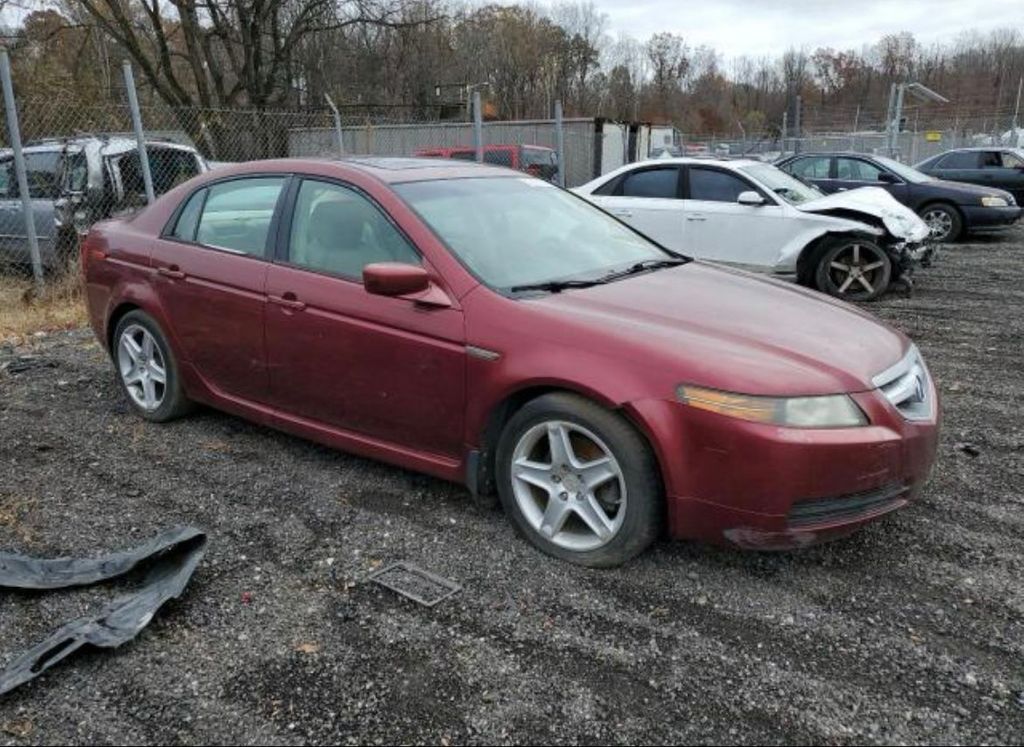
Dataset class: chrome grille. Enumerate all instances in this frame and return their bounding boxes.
[872,345,934,421]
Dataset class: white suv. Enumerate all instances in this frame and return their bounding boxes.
[574,157,932,300]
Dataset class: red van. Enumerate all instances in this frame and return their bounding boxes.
[415,144,558,181]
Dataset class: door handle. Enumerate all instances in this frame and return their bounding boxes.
[611,210,633,218]
[837,187,849,191]
[269,293,306,311]
[157,265,185,279]
[685,214,707,221]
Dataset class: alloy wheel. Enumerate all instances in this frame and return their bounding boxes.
[117,324,167,412]
[826,242,889,298]
[510,420,626,552]
[922,208,953,241]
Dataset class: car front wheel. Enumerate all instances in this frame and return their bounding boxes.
[815,238,892,302]
[495,393,662,567]
[113,310,192,422]
[919,204,962,242]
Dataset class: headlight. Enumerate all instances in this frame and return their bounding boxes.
[981,196,1008,207]
[676,385,868,427]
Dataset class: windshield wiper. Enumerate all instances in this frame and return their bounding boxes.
[509,257,687,295]
[596,257,688,282]
[509,278,607,294]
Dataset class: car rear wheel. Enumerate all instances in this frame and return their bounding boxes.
[113,311,192,422]
[815,238,892,302]
[495,393,662,567]
[919,204,962,242]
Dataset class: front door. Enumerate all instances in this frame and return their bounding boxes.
[264,177,466,458]
[682,165,792,268]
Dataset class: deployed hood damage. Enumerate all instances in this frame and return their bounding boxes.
[797,186,931,243]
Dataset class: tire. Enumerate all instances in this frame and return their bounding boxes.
[112,310,192,422]
[918,203,962,242]
[814,237,892,302]
[495,392,662,567]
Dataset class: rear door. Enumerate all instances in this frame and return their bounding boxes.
[150,175,288,404]
[263,177,466,457]
[682,165,791,267]
[0,152,60,266]
[587,165,685,251]
[928,150,982,185]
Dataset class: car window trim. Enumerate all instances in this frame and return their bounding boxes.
[274,174,424,285]
[682,164,768,203]
[159,173,292,260]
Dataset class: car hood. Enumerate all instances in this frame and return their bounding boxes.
[925,177,1016,201]
[796,187,931,242]
[531,263,908,396]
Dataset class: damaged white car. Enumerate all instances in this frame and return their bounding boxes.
[574,157,933,300]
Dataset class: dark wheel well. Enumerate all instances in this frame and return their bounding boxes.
[473,386,665,502]
[106,303,141,353]
[796,235,832,286]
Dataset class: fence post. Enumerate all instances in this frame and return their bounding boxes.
[473,90,483,163]
[122,61,155,204]
[554,100,565,187]
[0,49,44,290]
[325,93,345,156]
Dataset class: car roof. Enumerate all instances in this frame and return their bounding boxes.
[628,156,764,168]
[192,156,522,184]
[2,136,200,158]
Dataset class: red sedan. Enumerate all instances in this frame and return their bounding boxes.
[81,157,940,566]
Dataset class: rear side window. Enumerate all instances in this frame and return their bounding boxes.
[287,179,419,280]
[936,151,980,169]
[195,177,285,255]
[688,167,751,202]
[521,148,556,166]
[979,151,1002,168]
[171,188,206,241]
[23,151,62,199]
[787,156,830,179]
[483,149,514,167]
[619,167,680,198]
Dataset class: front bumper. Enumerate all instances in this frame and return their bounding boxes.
[961,205,1022,232]
[629,384,940,550]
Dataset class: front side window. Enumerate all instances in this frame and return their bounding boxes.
[1002,151,1024,168]
[396,176,670,290]
[619,167,680,198]
[740,164,819,204]
[67,153,88,192]
[288,180,419,279]
[195,177,285,255]
[835,158,884,182]
[788,156,830,179]
[688,167,752,202]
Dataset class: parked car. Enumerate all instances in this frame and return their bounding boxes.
[915,147,1024,205]
[0,135,207,268]
[776,152,1021,242]
[414,144,558,181]
[82,156,939,566]
[574,157,932,301]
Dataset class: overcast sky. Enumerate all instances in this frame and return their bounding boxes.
[586,0,1024,60]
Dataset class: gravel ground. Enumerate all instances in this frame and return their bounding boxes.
[1,227,1022,746]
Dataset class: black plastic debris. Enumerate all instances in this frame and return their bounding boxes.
[0,356,57,376]
[369,562,461,607]
[0,526,207,696]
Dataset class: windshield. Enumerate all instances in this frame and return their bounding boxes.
[739,163,822,204]
[395,177,673,291]
[874,155,932,183]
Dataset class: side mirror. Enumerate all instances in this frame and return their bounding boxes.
[363,262,451,307]
[877,172,899,184]
[737,191,766,206]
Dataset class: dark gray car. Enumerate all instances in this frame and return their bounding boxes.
[777,151,1022,242]
[0,136,207,270]
[915,148,1024,205]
